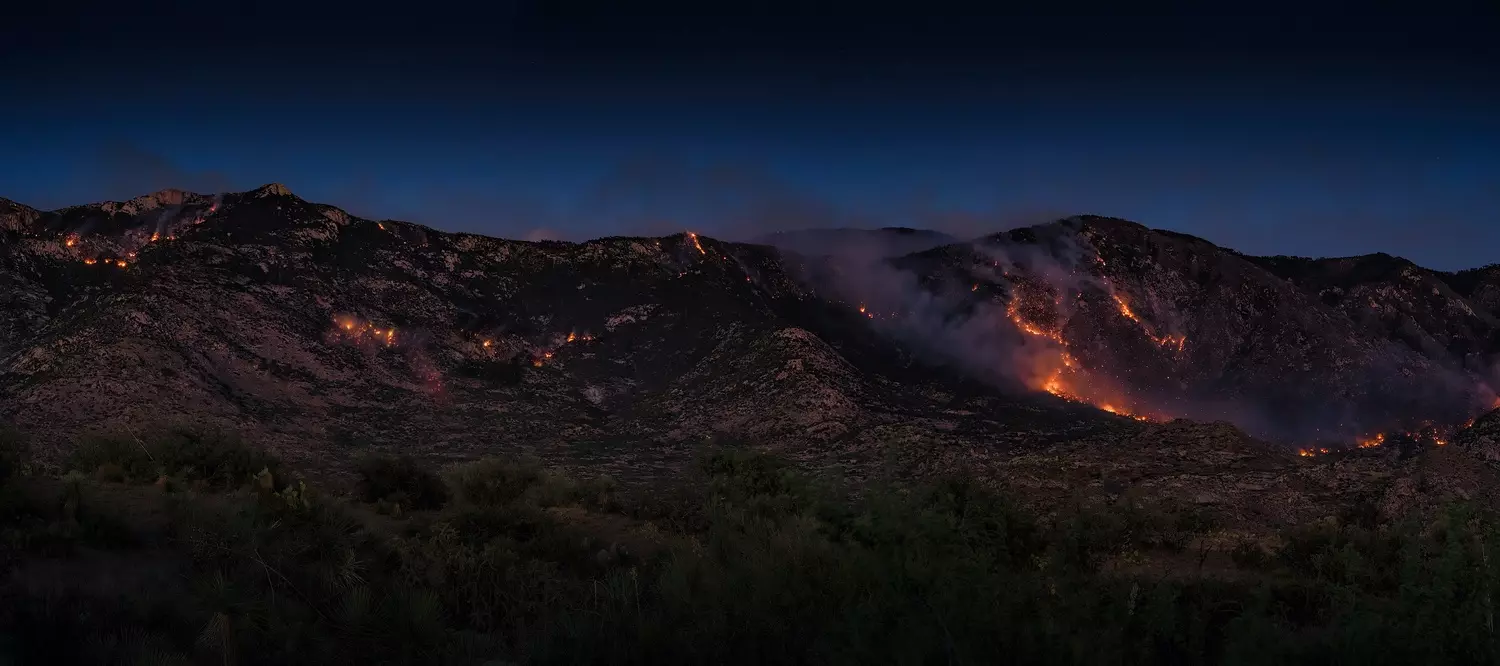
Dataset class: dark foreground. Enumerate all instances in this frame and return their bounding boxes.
[2,427,1499,665]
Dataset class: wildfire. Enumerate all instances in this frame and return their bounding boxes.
[1112,294,1140,323]
[115,260,128,268]
[529,330,596,367]
[151,232,160,242]
[1006,288,1156,422]
[482,339,492,348]
[1357,433,1386,449]
[1111,291,1187,352]
[1006,297,1065,345]
[333,315,398,347]
[686,231,706,255]
[64,235,78,248]
[83,258,96,265]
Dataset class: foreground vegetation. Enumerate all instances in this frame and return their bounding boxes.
[3,427,1500,664]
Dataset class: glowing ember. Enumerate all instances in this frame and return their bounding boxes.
[151,232,160,242]
[1110,291,1187,352]
[1112,294,1140,323]
[567,332,576,343]
[333,316,398,346]
[64,236,78,248]
[1357,433,1386,449]
[686,231,706,255]
[115,260,128,268]
[83,258,96,265]
[1005,288,1157,421]
[482,339,492,348]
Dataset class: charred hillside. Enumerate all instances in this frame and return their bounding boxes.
[2,187,1499,483]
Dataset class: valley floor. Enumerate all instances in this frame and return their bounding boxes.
[3,427,1500,665]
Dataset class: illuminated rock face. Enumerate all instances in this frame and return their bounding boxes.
[4,185,1500,513]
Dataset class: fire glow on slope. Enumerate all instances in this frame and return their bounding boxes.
[334,315,398,347]
[1003,285,1156,422]
[531,330,595,367]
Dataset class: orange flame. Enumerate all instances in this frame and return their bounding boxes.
[151,232,160,242]
[333,316,396,346]
[1111,291,1187,352]
[1357,433,1386,449]
[65,236,78,248]
[1006,288,1156,421]
[1112,294,1140,323]
[115,260,128,268]
[83,258,96,265]
[686,231,706,255]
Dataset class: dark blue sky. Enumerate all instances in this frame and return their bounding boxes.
[2,1,1498,268]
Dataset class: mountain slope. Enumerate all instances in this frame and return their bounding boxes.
[6,187,1500,492]
[1,186,1122,479]
[804,216,1500,442]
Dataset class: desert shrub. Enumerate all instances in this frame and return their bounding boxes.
[15,443,1500,665]
[354,454,449,510]
[0,427,27,482]
[449,455,616,510]
[67,427,280,490]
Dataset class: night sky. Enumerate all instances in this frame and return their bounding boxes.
[2,2,1497,269]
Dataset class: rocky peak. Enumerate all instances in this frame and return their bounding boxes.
[0,197,40,233]
[251,183,294,199]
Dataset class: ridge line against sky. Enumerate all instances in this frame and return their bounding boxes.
[0,1,1497,269]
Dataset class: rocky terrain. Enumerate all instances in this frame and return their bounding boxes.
[6,184,1500,530]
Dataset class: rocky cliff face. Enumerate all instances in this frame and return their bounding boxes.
[4,186,1500,505]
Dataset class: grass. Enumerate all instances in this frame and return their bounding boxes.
[3,428,1500,664]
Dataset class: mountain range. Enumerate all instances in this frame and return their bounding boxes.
[6,184,1500,531]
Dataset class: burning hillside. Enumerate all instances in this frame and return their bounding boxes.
[803,216,1500,453]
[8,187,1500,480]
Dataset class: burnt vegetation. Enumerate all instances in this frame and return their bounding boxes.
[4,429,1500,665]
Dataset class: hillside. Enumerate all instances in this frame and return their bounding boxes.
[4,185,1500,512]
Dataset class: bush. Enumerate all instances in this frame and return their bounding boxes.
[14,442,1500,665]
[449,455,615,510]
[0,427,26,482]
[354,454,449,511]
[67,427,281,490]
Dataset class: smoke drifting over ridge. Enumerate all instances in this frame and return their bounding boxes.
[793,217,1500,446]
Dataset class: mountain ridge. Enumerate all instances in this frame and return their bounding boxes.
[5,185,1500,504]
